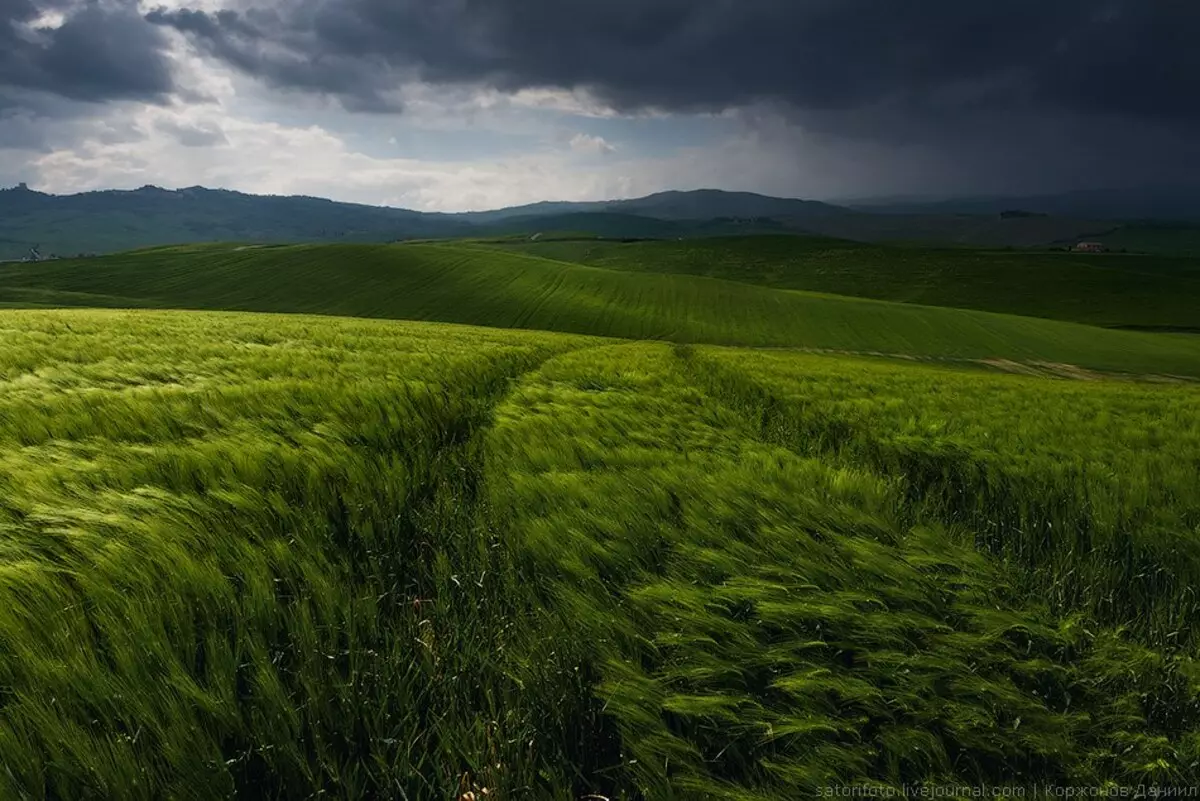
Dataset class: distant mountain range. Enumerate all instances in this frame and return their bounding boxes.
[458,189,845,223]
[1,183,1197,260]
[848,185,1200,221]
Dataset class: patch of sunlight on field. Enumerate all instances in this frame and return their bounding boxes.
[3,243,1200,376]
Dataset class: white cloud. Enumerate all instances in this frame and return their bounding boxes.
[25,100,648,210]
[23,9,67,32]
[504,88,622,118]
[7,44,696,210]
[161,32,238,104]
[18,94,909,210]
[5,34,944,211]
[568,133,616,155]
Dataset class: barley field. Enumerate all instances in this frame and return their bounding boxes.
[1,306,1198,798]
[488,235,1200,330]
[3,243,1200,375]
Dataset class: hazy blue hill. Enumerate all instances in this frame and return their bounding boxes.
[472,212,692,239]
[850,185,1200,221]
[604,188,846,220]
[451,189,846,223]
[471,212,795,240]
[4,183,1199,259]
[789,211,1119,248]
[0,184,475,259]
[447,198,613,223]
[0,185,847,258]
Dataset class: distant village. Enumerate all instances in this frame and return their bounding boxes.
[0,246,97,264]
[0,246,50,264]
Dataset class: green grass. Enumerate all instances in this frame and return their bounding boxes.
[1099,223,1200,257]
[488,235,1200,330]
[4,242,1200,376]
[679,346,1200,641]
[2,308,1199,798]
[0,309,605,798]
[486,343,1200,795]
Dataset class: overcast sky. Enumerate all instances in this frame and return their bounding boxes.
[1,0,1197,211]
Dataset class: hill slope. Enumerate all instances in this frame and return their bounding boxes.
[488,235,1200,330]
[0,185,838,259]
[0,184,476,259]
[13,183,1190,260]
[850,185,1200,221]
[451,188,845,223]
[2,242,1199,375]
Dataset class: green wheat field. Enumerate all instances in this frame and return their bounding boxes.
[1,237,1199,799]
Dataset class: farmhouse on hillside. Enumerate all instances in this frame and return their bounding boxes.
[1073,241,1108,253]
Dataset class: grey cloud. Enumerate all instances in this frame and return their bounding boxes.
[1,0,175,104]
[0,106,50,148]
[146,0,1199,125]
[143,0,1200,192]
[154,116,228,147]
[145,5,400,110]
[0,86,97,149]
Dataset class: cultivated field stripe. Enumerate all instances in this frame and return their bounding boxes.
[3,243,1200,376]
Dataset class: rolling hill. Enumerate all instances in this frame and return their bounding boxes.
[8,183,1200,260]
[2,241,1198,376]
[486,235,1200,330]
[464,211,792,240]
[0,183,476,259]
[0,184,834,259]
[447,188,845,223]
[850,185,1200,221]
[600,188,844,220]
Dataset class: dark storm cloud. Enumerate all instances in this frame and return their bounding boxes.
[145,0,1200,125]
[1,0,175,104]
[145,4,402,110]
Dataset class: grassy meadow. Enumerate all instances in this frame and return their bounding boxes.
[0,229,1198,798]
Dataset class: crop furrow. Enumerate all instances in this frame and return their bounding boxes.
[671,344,1200,648]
